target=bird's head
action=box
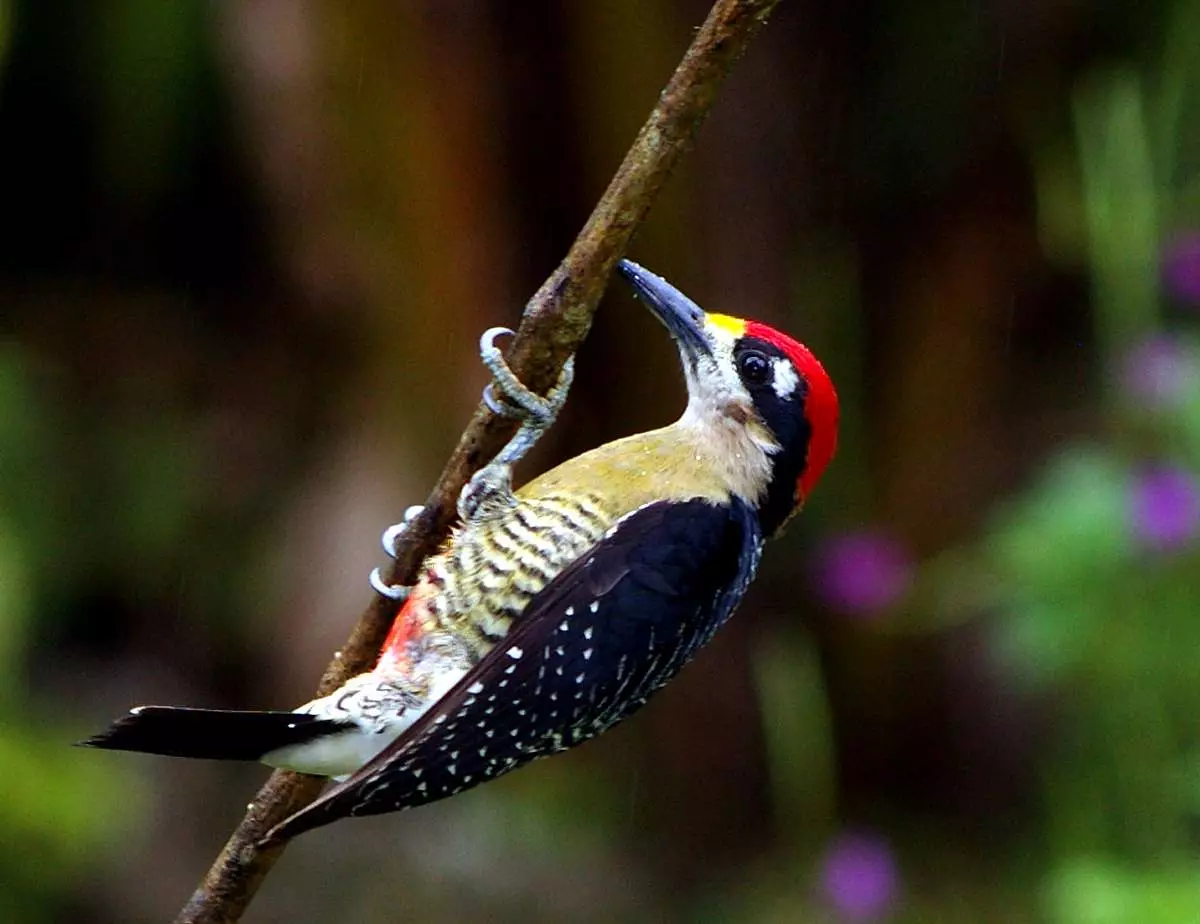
[618,259,839,535]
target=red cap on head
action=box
[744,320,839,500]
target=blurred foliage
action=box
[0,348,120,924]
[1046,858,1200,924]
[956,5,1200,919]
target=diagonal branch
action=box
[175,1,785,921]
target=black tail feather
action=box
[78,706,354,761]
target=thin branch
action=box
[175,1,784,921]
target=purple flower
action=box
[818,830,899,922]
[1162,232,1200,305]
[1120,335,1191,408]
[814,531,912,617]
[1129,465,1200,552]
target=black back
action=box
[267,496,763,842]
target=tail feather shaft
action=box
[78,706,354,762]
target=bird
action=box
[81,259,839,843]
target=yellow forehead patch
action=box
[706,313,746,339]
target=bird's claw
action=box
[380,505,426,557]
[377,327,578,563]
[370,505,425,599]
[478,327,574,471]
[455,326,576,524]
[478,326,574,430]
[369,567,411,602]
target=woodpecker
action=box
[82,260,839,843]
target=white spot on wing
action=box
[507,646,523,659]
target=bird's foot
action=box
[479,326,574,447]
[460,327,574,522]
[368,505,425,600]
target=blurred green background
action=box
[2,1,1199,922]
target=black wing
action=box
[265,496,763,843]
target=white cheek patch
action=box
[771,358,800,400]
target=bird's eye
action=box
[737,350,771,386]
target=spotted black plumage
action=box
[266,497,762,841]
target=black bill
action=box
[617,259,712,360]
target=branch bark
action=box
[176,1,784,921]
